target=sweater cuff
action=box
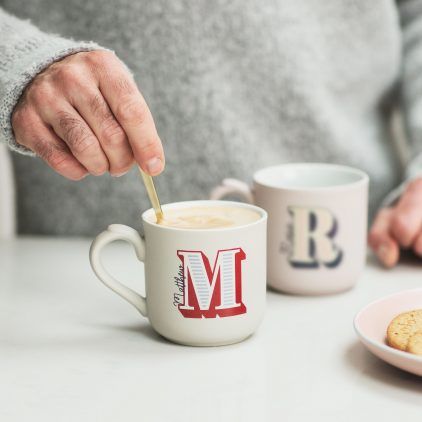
[0,38,107,156]
[381,151,422,207]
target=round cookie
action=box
[386,309,422,351]
[406,331,422,356]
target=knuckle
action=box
[33,139,53,161]
[88,93,107,118]
[115,98,148,125]
[100,119,126,147]
[138,138,158,155]
[35,139,67,168]
[392,214,413,239]
[11,107,25,129]
[49,152,71,171]
[86,50,115,65]
[12,109,38,144]
[57,65,81,86]
[113,76,136,96]
[72,134,98,155]
[57,110,78,133]
[27,82,55,106]
[110,157,134,175]
[57,111,96,154]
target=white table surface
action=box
[0,237,421,422]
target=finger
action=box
[413,231,422,257]
[368,208,400,268]
[390,179,422,248]
[95,61,164,175]
[12,109,88,180]
[40,101,109,176]
[70,88,134,176]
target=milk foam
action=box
[154,206,261,229]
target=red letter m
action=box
[176,248,247,318]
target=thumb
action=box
[368,208,400,268]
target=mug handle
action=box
[89,224,147,316]
[210,178,254,203]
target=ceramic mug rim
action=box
[253,162,369,192]
[142,200,267,233]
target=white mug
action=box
[89,200,267,346]
[211,163,369,295]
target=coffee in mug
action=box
[89,200,267,346]
[157,206,261,229]
[211,163,369,295]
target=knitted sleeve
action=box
[384,0,422,205]
[0,8,106,155]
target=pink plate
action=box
[354,288,422,377]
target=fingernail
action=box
[377,243,396,268]
[146,157,163,175]
[113,171,127,178]
[377,244,389,261]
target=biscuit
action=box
[406,331,422,356]
[386,309,422,352]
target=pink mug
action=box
[211,163,369,295]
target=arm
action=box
[0,9,164,178]
[369,0,422,266]
[397,0,422,182]
[0,9,102,155]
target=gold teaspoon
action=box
[139,168,164,223]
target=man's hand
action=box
[369,178,422,267]
[12,51,164,180]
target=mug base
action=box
[159,333,253,347]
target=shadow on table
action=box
[366,249,422,268]
[89,321,173,345]
[345,341,421,394]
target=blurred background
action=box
[0,109,410,240]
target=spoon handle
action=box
[139,169,163,223]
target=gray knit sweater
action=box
[1,0,422,236]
